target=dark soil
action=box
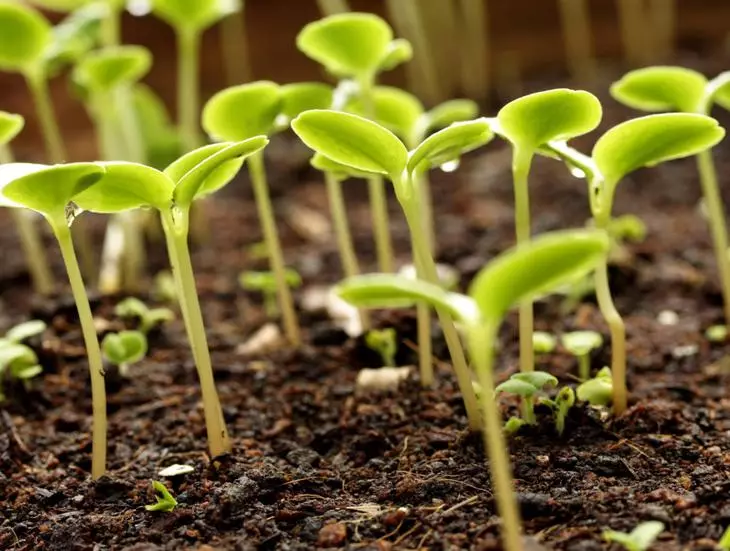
[2,72,730,551]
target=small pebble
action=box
[657,310,679,326]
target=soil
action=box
[2,69,730,550]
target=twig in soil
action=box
[440,494,480,515]
[1,410,29,456]
[391,521,422,546]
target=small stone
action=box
[317,522,347,547]
[356,366,412,394]
[236,323,283,355]
[657,310,679,326]
[158,464,194,477]
[536,455,550,466]
[286,448,321,469]
[217,476,259,512]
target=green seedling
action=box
[539,386,576,436]
[73,137,269,458]
[132,84,182,170]
[604,214,648,265]
[335,228,609,551]
[705,324,728,342]
[153,271,178,303]
[489,88,602,375]
[0,162,107,478]
[102,330,147,377]
[603,521,664,551]
[151,0,240,151]
[364,328,398,366]
[533,331,557,355]
[115,297,174,334]
[719,525,730,550]
[0,328,44,402]
[5,319,46,343]
[576,366,613,406]
[239,269,302,318]
[0,111,53,295]
[292,109,491,396]
[561,330,603,380]
[546,112,725,414]
[202,81,333,345]
[611,67,730,330]
[145,480,178,512]
[297,13,414,273]
[495,371,558,425]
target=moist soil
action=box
[2,76,730,550]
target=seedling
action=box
[202,81,333,345]
[533,331,557,355]
[611,67,730,329]
[102,330,147,377]
[297,13,414,273]
[490,88,602,374]
[545,112,725,413]
[0,111,53,295]
[719,525,730,550]
[145,480,178,512]
[335,228,609,551]
[539,386,576,435]
[495,371,558,425]
[705,325,728,342]
[239,269,302,318]
[561,330,603,380]
[5,319,46,343]
[73,137,269,458]
[0,340,43,402]
[0,162,108,478]
[603,520,664,551]
[576,366,613,406]
[364,328,398,367]
[292,109,491,397]
[115,297,174,334]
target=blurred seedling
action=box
[0,320,46,402]
[239,269,302,318]
[4,320,47,344]
[115,297,174,335]
[102,330,147,378]
[561,330,603,380]
[718,525,730,550]
[602,520,664,551]
[145,480,177,512]
[538,386,576,436]
[576,366,613,406]
[364,328,398,367]
[495,371,558,426]
[153,271,177,303]
[533,331,557,355]
[705,324,728,342]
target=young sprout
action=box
[0,162,107,478]
[705,324,727,342]
[546,112,725,413]
[603,521,664,551]
[102,330,147,377]
[145,480,178,512]
[719,525,730,550]
[364,328,398,367]
[533,331,557,355]
[0,111,54,295]
[0,340,43,402]
[115,297,174,334]
[151,0,239,151]
[239,269,302,318]
[490,88,602,374]
[5,319,46,343]
[576,366,613,406]
[561,330,603,380]
[292,110,490,401]
[297,13,413,273]
[335,228,609,551]
[153,270,177,303]
[74,137,269,458]
[495,370,558,425]
[539,386,575,436]
[611,67,730,328]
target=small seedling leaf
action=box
[239,269,302,291]
[425,99,480,133]
[115,297,149,319]
[533,331,557,354]
[0,2,52,72]
[377,38,412,72]
[0,343,38,370]
[73,45,151,93]
[43,2,106,74]
[348,86,424,145]
[0,112,24,145]
[630,521,665,550]
[576,374,612,406]
[296,13,393,77]
[145,480,177,512]
[280,82,334,120]
[710,71,730,111]
[12,363,43,380]
[292,110,408,180]
[152,0,238,32]
[593,113,725,185]
[561,330,603,356]
[6,320,46,343]
[407,119,493,175]
[202,81,282,141]
[495,378,540,397]
[610,66,707,114]
[102,330,147,366]
[310,152,376,180]
[513,371,558,389]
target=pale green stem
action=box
[458,0,490,101]
[414,255,434,387]
[177,26,201,152]
[100,4,121,46]
[557,0,597,85]
[161,209,230,456]
[53,221,107,479]
[316,0,350,15]
[513,148,534,373]
[418,171,436,255]
[221,3,251,84]
[25,71,65,163]
[469,323,523,551]
[324,171,370,330]
[247,152,301,345]
[521,399,535,424]
[696,150,730,325]
[578,354,590,381]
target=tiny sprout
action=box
[0,340,43,402]
[532,331,557,355]
[5,319,46,343]
[239,269,302,318]
[718,525,730,550]
[561,330,603,380]
[365,328,398,367]
[102,330,147,378]
[145,480,178,513]
[705,324,727,342]
[602,520,664,551]
[576,366,613,406]
[495,371,558,425]
[607,214,647,244]
[540,386,575,435]
[153,271,177,303]
[115,297,174,334]
[504,416,527,435]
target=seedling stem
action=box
[26,71,65,163]
[177,27,201,151]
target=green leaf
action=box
[335,274,480,325]
[0,1,52,72]
[408,119,493,175]
[2,162,105,220]
[296,13,393,77]
[377,38,412,72]
[12,363,42,380]
[132,84,182,169]
[102,330,147,365]
[513,371,558,389]
[239,269,301,291]
[494,378,539,397]
[708,71,730,112]
[43,2,106,75]
[310,152,376,180]
[610,66,707,114]
[202,81,281,141]
[171,137,268,207]
[145,480,178,512]
[280,82,334,120]
[348,86,424,146]
[425,99,480,133]
[74,162,173,213]
[292,110,408,180]
[468,229,609,324]
[73,45,151,93]
[561,330,603,356]
[532,331,557,354]
[496,89,602,149]
[0,111,24,145]
[576,372,612,406]
[0,343,37,370]
[26,0,90,12]
[630,521,665,550]
[115,297,149,319]
[593,113,725,185]
[6,320,46,343]
[152,0,239,32]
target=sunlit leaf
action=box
[377,38,412,72]
[43,2,105,74]
[408,119,492,174]
[610,66,707,114]
[425,99,480,132]
[310,152,377,180]
[709,71,730,112]
[102,330,147,365]
[6,320,46,342]
[202,81,281,141]
[73,45,151,93]
[348,86,423,145]
[152,0,239,31]
[0,112,24,145]
[280,82,333,120]
[0,1,52,72]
